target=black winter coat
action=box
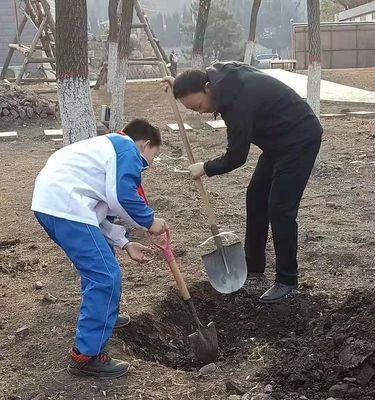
[203,62,323,177]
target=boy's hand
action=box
[124,242,153,264]
[161,76,175,92]
[149,218,168,235]
[189,162,206,180]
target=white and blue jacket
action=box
[31,134,154,248]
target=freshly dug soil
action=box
[1,72,375,400]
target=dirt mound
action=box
[118,285,375,399]
[262,290,375,399]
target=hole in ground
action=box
[119,281,330,371]
[118,293,193,370]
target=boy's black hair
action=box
[122,118,161,147]
[173,70,209,99]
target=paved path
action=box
[264,69,375,104]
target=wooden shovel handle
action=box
[168,259,191,301]
[159,63,218,228]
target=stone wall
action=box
[0,83,57,122]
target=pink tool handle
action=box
[149,229,175,263]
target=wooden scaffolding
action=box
[94,0,170,89]
[0,0,56,84]
[1,0,170,87]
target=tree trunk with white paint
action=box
[306,0,321,119]
[192,0,211,70]
[110,59,128,131]
[244,41,256,65]
[307,0,322,166]
[109,0,134,131]
[56,0,96,145]
[244,0,262,66]
[307,61,321,118]
[107,41,118,95]
[57,78,97,145]
[191,53,204,70]
[107,0,119,95]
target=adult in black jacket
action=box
[168,61,323,304]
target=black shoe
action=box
[114,314,131,330]
[68,348,130,379]
[259,282,298,304]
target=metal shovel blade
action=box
[188,321,218,364]
[202,241,247,294]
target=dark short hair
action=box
[122,118,161,147]
[173,70,209,99]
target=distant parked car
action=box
[255,53,280,69]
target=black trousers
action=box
[245,137,321,285]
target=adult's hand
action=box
[161,76,175,92]
[189,162,206,180]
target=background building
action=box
[337,1,375,22]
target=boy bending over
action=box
[32,119,167,378]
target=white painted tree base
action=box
[110,58,128,131]
[189,53,204,114]
[244,41,256,65]
[107,41,118,95]
[191,53,204,70]
[307,61,321,119]
[57,77,97,145]
[307,60,322,166]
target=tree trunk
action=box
[56,0,96,145]
[191,0,211,70]
[244,0,262,66]
[191,53,204,70]
[109,0,134,131]
[306,0,321,119]
[108,42,118,94]
[108,0,119,95]
[307,0,322,166]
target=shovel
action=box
[159,62,247,294]
[150,230,218,364]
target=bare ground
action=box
[1,71,375,400]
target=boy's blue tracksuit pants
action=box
[35,211,121,356]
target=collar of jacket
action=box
[116,130,149,171]
[207,61,248,114]
[141,155,149,171]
